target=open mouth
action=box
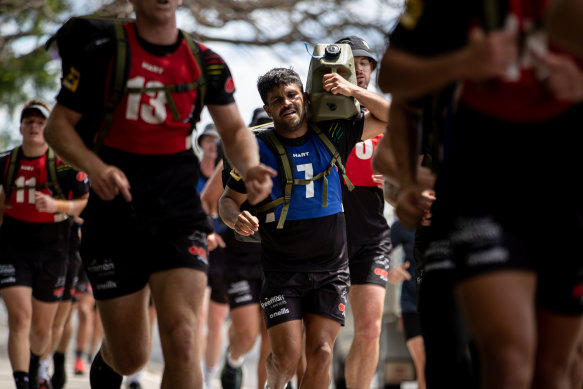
[281,108,297,119]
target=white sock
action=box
[227,351,244,368]
[203,362,219,389]
[38,359,50,380]
[127,370,142,384]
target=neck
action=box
[134,19,179,45]
[274,122,309,139]
[21,142,48,158]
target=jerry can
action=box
[306,43,360,122]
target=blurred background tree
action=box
[0,0,404,147]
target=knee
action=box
[306,341,334,370]
[8,310,31,334]
[231,326,258,353]
[108,347,150,375]
[270,342,302,375]
[163,320,197,363]
[354,314,382,344]
[480,341,533,386]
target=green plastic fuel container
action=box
[306,43,360,122]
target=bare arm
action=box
[322,73,390,122]
[200,160,224,216]
[34,192,89,217]
[44,103,132,202]
[218,187,258,237]
[208,103,276,204]
[378,27,518,99]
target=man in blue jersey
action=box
[219,68,386,389]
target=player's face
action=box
[131,0,182,24]
[20,114,47,146]
[354,56,373,89]
[199,135,218,159]
[264,83,307,135]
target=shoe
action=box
[220,358,243,389]
[38,378,53,389]
[51,362,66,389]
[285,382,294,389]
[128,382,143,389]
[74,357,86,375]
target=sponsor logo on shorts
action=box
[338,303,345,312]
[261,294,286,309]
[87,260,115,274]
[95,281,117,290]
[374,267,388,281]
[0,264,16,276]
[53,286,65,297]
[234,294,253,304]
[228,280,250,295]
[269,307,289,319]
[0,277,16,284]
[188,245,208,263]
[467,247,509,266]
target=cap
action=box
[335,35,377,70]
[197,123,219,146]
[249,107,271,127]
[20,103,51,122]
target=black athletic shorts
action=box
[225,262,263,309]
[0,219,70,303]
[402,311,422,340]
[433,103,583,314]
[61,248,82,301]
[347,239,391,287]
[260,266,350,329]
[208,245,228,304]
[80,196,209,300]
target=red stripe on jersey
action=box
[345,134,383,187]
[103,23,202,154]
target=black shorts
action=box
[402,311,422,340]
[81,197,209,300]
[347,239,391,287]
[225,263,263,310]
[61,248,82,301]
[0,221,70,303]
[208,246,228,304]
[433,103,583,315]
[260,266,350,329]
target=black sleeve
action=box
[389,0,475,56]
[0,151,10,188]
[199,45,236,106]
[57,162,91,199]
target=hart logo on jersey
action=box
[63,66,80,92]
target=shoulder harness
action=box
[3,146,65,207]
[254,121,354,229]
[93,21,207,151]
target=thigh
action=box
[267,319,304,359]
[230,304,261,336]
[96,286,152,351]
[348,283,385,325]
[456,271,537,356]
[303,313,341,352]
[149,267,207,331]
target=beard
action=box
[273,104,306,134]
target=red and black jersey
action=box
[56,22,235,155]
[0,148,90,224]
[342,134,390,246]
[389,0,579,123]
